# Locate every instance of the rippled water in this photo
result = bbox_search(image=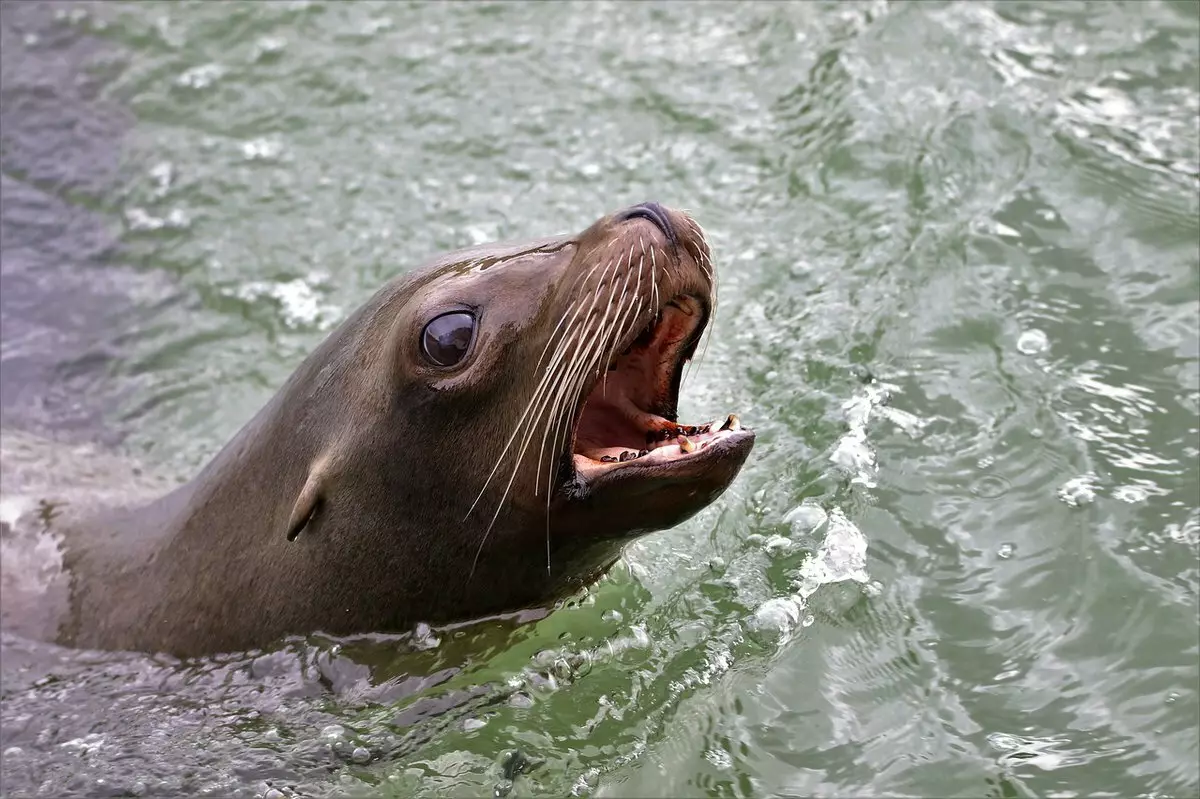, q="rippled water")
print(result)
[1,1,1197,797]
